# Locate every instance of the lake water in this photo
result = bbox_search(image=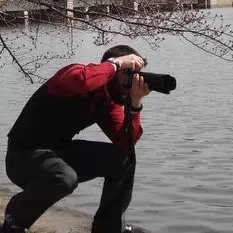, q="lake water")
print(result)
[0,7,233,233]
